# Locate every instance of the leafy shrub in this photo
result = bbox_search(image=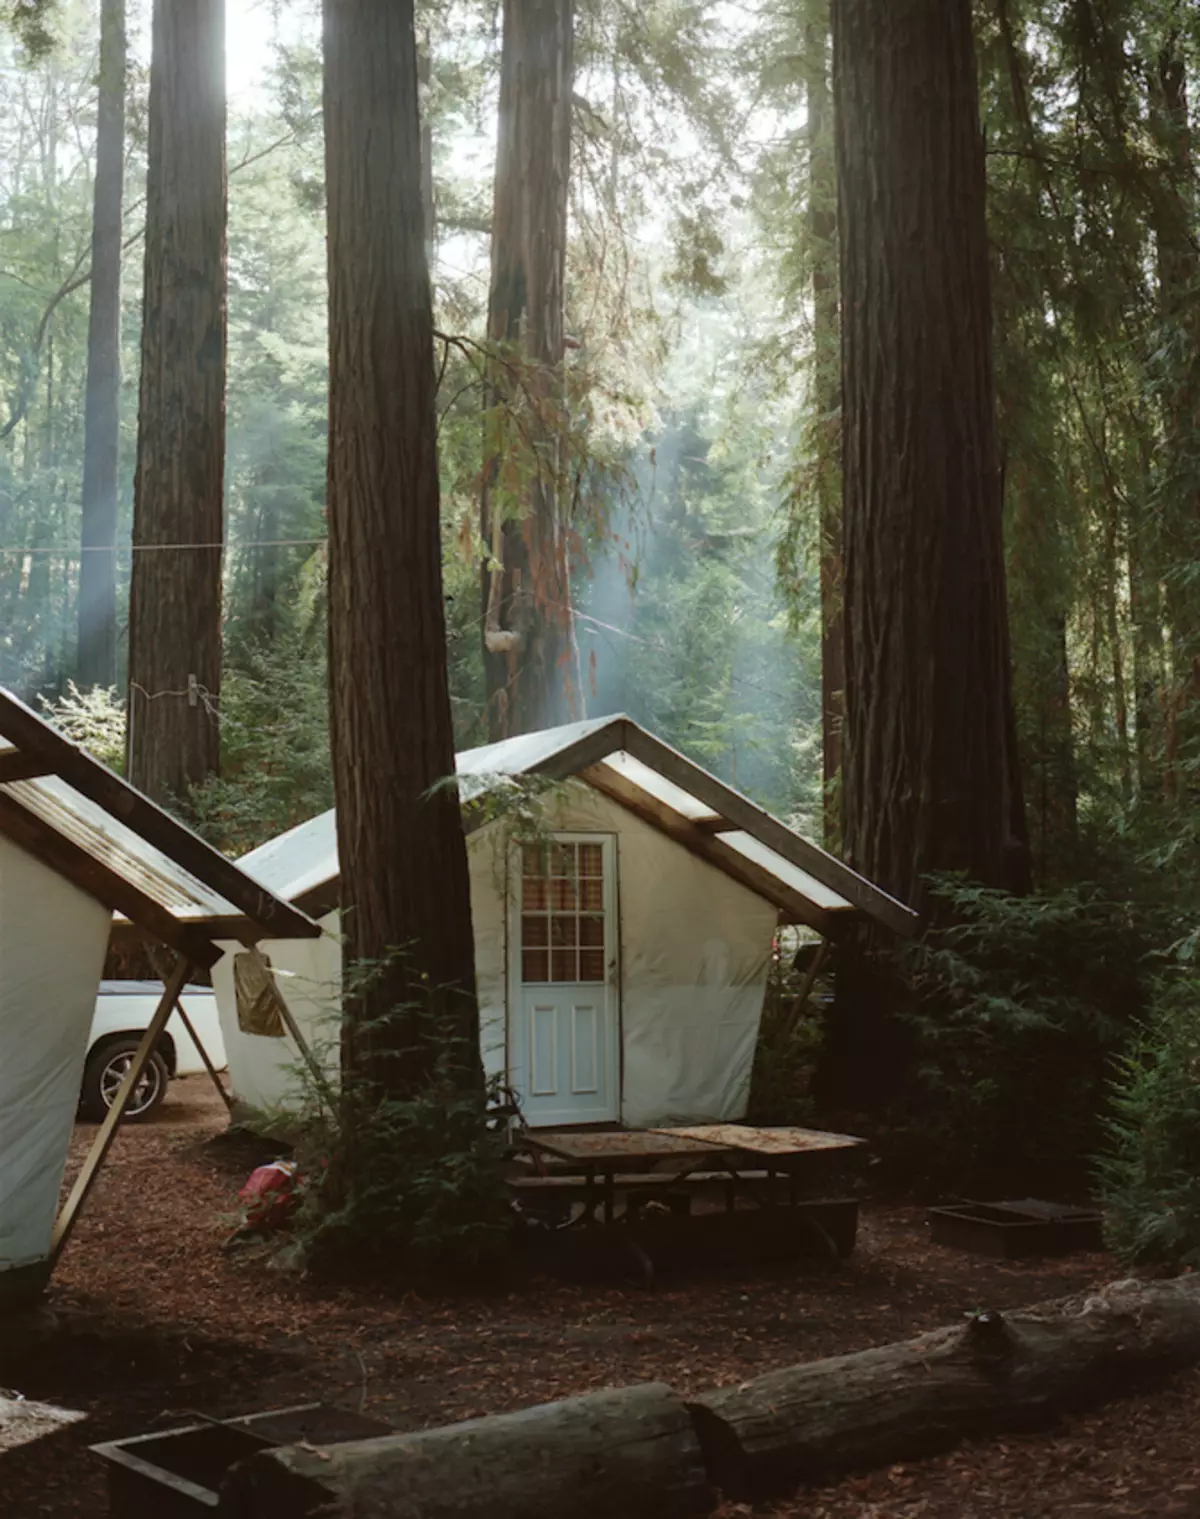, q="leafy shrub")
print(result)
[1100,948,1200,1268]
[39,682,125,771]
[882,879,1161,1190]
[275,976,512,1278]
[189,628,332,854]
